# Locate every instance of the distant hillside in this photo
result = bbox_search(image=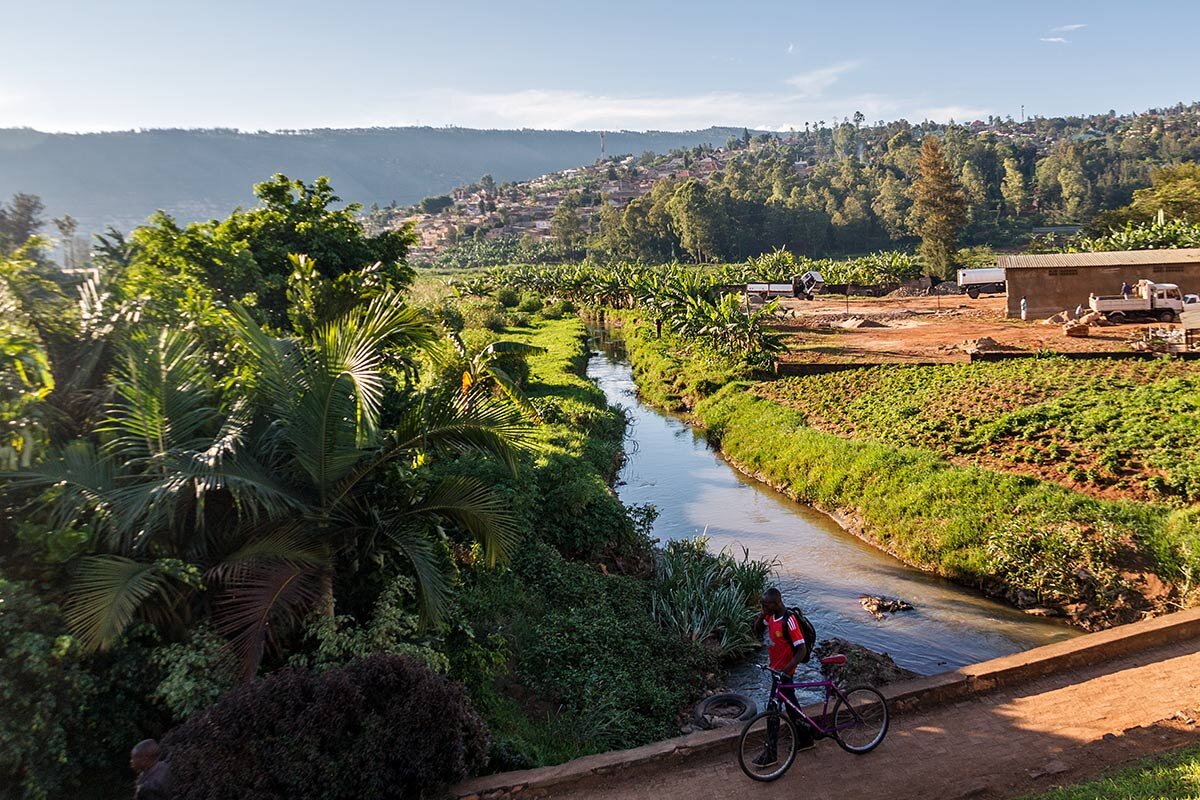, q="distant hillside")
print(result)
[0,126,751,235]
